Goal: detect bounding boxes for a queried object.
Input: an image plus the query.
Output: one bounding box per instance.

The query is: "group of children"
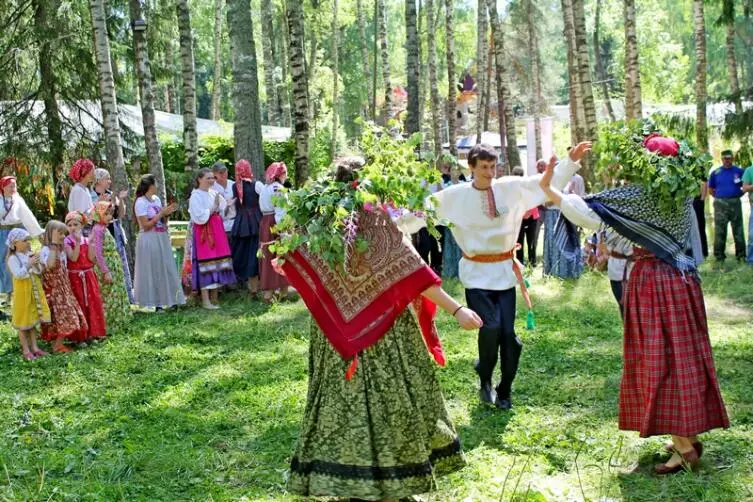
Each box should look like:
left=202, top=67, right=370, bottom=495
left=4, top=157, right=293, bottom=359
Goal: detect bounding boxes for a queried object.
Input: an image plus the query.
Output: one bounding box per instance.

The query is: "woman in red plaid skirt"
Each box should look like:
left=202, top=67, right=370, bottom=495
left=540, top=139, right=729, bottom=475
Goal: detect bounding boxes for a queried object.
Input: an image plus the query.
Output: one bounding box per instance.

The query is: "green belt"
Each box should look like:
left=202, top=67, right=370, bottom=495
left=0, top=224, right=21, bottom=230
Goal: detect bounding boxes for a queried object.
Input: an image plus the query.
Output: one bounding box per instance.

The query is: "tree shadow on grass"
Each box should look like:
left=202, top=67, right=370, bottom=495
left=459, top=403, right=514, bottom=452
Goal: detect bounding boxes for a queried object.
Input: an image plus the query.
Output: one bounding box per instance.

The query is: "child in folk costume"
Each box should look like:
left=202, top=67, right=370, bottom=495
left=404, top=142, right=592, bottom=411
left=230, top=160, right=264, bottom=296
left=7, top=229, right=51, bottom=360
left=91, top=201, right=132, bottom=333
left=90, top=168, right=134, bottom=303
left=0, top=176, right=44, bottom=299
left=40, top=221, right=88, bottom=352
left=67, top=159, right=96, bottom=218
left=280, top=160, right=482, bottom=500
left=188, top=169, right=236, bottom=309
left=259, top=162, right=290, bottom=303
left=65, top=211, right=106, bottom=341
left=133, top=175, right=185, bottom=310
left=544, top=134, right=728, bottom=474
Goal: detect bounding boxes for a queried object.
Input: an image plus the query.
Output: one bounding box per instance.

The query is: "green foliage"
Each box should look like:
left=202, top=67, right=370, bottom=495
left=262, top=138, right=296, bottom=174
left=197, top=136, right=235, bottom=168
left=270, top=124, right=441, bottom=267
left=593, top=119, right=711, bottom=210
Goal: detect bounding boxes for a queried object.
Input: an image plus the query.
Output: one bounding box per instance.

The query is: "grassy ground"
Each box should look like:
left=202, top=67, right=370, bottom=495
left=0, top=260, right=752, bottom=501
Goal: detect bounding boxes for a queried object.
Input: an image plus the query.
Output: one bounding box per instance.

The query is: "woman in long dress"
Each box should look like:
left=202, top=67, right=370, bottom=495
left=281, top=159, right=482, bottom=500
left=259, top=162, right=290, bottom=302
left=0, top=176, right=43, bottom=300
left=90, top=168, right=134, bottom=303
left=67, top=159, right=96, bottom=217
left=230, top=160, right=263, bottom=296
left=542, top=139, right=728, bottom=474
left=133, top=174, right=186, bottom=311
left=543, top=173, right=584, bottom=278
left=188, top=168, right=236, bottom=309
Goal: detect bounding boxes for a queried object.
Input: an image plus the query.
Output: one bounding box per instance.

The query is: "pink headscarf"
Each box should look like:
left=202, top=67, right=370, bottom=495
left=69, top=159, right=95, bottom=182
left=65, top=210, right=87, bottom=226
left=265, top=162, right=288, bottom=184
left=643, top=133, right=680, bottom=157
left=235, top=159, right=253, bottom=205
left=0, top=176, right=16, bottom=190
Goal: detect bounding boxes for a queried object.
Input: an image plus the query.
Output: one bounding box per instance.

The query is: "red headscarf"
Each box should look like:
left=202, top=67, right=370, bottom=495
left=69, top=159, right=95, bottom=182
left=643, top=133, right=680, bottom=157
left=235, top=159, right=253, bottom=205
left=0, top=176, right=16, bottom=190
left=265, top=162, right=288, bottom=184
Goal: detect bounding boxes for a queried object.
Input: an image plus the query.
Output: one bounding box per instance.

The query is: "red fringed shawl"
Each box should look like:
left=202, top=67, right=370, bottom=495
left=280, top=209, right=445, bottom=377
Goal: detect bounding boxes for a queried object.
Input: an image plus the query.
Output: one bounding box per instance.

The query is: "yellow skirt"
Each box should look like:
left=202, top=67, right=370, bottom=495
left=11, top=275, right=51, bottom=331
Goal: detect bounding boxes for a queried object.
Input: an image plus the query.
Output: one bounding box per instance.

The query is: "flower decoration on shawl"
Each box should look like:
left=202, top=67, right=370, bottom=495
left=65, top=210, right=87, bottom=226
left=69, top=159, right=95, bottom=182
left=91, top=201, right=113, bottom=224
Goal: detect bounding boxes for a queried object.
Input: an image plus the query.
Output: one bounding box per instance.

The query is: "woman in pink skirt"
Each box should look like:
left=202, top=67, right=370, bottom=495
left=259, top=162, right=290, bottom=303
left=188, top=168, right=236, bottom=309
left=542, top=139, right=728, bottom=475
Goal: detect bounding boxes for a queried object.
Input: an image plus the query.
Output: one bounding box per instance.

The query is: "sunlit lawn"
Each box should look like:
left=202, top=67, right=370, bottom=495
left=0, top=258, right=752, bottom=501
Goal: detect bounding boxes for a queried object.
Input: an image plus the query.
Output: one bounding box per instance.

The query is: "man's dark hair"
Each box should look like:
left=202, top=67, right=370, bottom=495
left=468, top=143, right=498, bottom=167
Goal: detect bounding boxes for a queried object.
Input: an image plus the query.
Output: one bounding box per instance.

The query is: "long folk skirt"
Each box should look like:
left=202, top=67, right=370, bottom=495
left=543, top=208, right=583, bottom=279
left=289, top=311, right=465, bottom=500
left=191, top=214, right=236, bottom=291
left=259, top=214, right=288, bottom=291
left=134, top=230, right=186, bottom=309
left=619, top=254, right=729, bottom=437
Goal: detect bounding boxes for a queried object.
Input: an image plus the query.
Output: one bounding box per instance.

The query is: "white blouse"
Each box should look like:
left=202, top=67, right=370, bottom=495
left=259, top=182, right=286, bottom=223
left=0, top=194, right=43, bottom=236
left=8, top=252, right=42, bottom=278
left=213, top=180, right=236, bottom=232
left=189, top=188, right=226, bottom=225
left=402, top=157, right=581, bottom=291
left=40, top=245, right=67, bottom=269
left=68, top=183, right=94, bottom=216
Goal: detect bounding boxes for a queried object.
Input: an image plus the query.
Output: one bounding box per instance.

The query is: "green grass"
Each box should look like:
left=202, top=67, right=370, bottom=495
left=1, top=262, right=752, bottom=501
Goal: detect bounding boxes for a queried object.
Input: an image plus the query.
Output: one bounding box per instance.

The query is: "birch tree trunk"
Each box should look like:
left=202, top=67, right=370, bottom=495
left=483, top=38, right=492, bottom=132
left=426, top=0, right=442, bottom=158
left=164, top=42, right=177, bottom=114
left=88, top=0, right=127, bottom=192
left=286, top=0, right=310, bottom=185
left=594, top=0, right=615, bottom=122
left=176, top=0, right=198, bottom=171
left=212, top=0, right=223, bottom=121
left=227, top=0, right=265, bottom=179
left=33, top=0, right=64, bottom=191
left=723, top=0, right=741, bottom=113
left=378, top=0, right=391, bottom=120
left=623, top=0, right=642, bottom=119
left=418, top=0, right=426, bottom=143
left=279, top=5, right=292, bottom=126
left=562, top=0, right=584, bottom=144
left=572, top=0, right=597, bottom=141
left=526, top=0, right=542, bottom=159
left=356, top=0, right=372, bottom=120
left=405, top=0, right=420, bottom=135
left=261, top=0, right=279, bottom=125
left=475, top=0, right=487, bottom=144
left=331, top=0, right=340, bottom=156
left=445, top=0, right=457, bottom=156
left=129, top=0, right=166, bottom=202
left=694, top=0, right=708, bottom=151
left=486, top=0, right=519, bottom=169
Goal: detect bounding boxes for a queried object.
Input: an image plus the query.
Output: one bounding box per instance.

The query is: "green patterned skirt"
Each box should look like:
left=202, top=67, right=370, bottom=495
left=288, top=310, right=465, bottom=500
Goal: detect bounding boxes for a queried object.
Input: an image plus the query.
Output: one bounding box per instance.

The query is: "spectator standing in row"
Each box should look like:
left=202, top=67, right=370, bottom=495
left=708, top=150, right=745, bottom=262
left=741, top=161, right=753, bottom=265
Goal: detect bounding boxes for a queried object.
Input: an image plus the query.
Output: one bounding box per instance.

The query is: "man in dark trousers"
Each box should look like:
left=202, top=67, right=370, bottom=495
left=708, top=150, right=746, bottom=262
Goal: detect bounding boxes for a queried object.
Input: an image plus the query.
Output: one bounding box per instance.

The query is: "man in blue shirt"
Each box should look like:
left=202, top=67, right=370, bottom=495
left=708, top=150, right=746, bottom=262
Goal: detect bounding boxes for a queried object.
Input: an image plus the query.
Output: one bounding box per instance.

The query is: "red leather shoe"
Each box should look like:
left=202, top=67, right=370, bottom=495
left=664, top=441, right=703, bottom=458
left=655, top=448, right=700, bottom=475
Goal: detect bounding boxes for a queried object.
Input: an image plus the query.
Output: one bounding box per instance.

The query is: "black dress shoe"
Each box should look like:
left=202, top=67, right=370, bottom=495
left=495, top=397, right=512, bottom=410
left=480, top=383, right=497, bottom=405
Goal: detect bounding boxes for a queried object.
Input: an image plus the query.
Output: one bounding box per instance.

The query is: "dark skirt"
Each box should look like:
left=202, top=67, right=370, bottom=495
left=259, top=214, right=288, bottom=291
left=231, top=234, right=260, bottom=280
left=619, top=255, right=729, bottom=437
left=288, top=310, right=465, bottom=499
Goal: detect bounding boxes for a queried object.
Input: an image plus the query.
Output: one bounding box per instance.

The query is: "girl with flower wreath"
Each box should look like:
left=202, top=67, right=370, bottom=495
left=65, top=211, right=107, bottom=341
left=7, top=228, right=50, bottom=360
left=277, top=157, right=483, bottom=501
left=543, top=124, right=728, bottom=474
left=91, top=201, right=132, bottom=333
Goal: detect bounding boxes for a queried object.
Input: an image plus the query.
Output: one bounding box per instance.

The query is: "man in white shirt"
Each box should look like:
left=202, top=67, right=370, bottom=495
left=212, top=162, right=236, bottom=242
left=430, top=142, right=591, bottom=410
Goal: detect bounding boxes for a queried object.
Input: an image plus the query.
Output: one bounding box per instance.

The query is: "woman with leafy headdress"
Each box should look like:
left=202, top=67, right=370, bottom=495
left=274, top=154, right=483, bottom=500
left=542, top=122, right=728, bottom=475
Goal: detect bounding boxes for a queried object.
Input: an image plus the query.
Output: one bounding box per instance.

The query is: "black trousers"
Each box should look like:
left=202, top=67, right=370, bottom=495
left=466, top=287, right=522, bottom=400
left=693, top=198, right=708, bottom=258
left=516, top=217, right=538, bottom=266
left=417, top=227, right=443, bottom=275
left=610, top=280, right=624, bottom=320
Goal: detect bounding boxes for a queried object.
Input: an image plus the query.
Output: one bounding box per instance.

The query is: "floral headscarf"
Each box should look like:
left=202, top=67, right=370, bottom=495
left=94, top=168, right=110, bottom=182
left=91, top=201, right=112, bottom=224
left=65, top=210, right=87, bottom=226
left=265, top=162, right=287, bottom=184
left=6, top=228, right=30, bottom=247
left=235, top=159, right=253, bottom=204
left=69, top=159, right=95, bottom=183
left=0, top=176, right=16, bottom=190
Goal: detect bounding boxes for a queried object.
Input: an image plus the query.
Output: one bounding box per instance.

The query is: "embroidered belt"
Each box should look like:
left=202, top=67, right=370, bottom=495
left=70, top=267, right=95, bottom=306
left=141, top=227, right=167, bottom=233
left=262, top=211, right=275, bottom=216
left=463, top=245, right=533, bottom=310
